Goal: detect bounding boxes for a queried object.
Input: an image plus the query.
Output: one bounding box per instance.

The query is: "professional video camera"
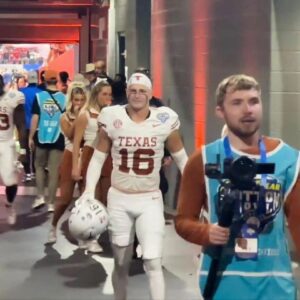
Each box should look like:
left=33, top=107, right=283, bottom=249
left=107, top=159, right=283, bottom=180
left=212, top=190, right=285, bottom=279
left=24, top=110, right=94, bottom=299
left=203, top=155, right=276, bottom=300
left=205, top=155, right=275, bottom=190
left=205, top=154, right=276, bottom=229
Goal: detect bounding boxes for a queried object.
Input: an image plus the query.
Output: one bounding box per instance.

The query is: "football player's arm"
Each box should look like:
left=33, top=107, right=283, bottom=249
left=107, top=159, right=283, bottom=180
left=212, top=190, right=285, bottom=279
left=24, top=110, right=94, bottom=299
left=175, top=150, right=230, bottom=246
left=72, top=112, right=88, bottom=181
left=84, top=127, right=112, bottom=195
left=13, top=104, right=27, bottom=154
left=284, top=175, right=300, bottom=259
left=165, top=129, right=188, bottom=174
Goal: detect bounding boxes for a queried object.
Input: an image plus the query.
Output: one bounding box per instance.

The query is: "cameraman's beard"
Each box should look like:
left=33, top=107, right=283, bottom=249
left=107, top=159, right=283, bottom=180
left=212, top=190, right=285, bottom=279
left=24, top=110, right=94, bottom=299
left=227, top=123, right=260, bottom=139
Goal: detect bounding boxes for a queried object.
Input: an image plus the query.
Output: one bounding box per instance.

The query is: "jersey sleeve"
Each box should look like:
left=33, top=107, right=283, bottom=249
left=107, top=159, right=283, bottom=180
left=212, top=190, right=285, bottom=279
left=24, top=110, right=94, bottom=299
left=97, top=106, right=111, bottom=135
left=17, top=91, right=25, bottom=105
left=164, top=107, right=180, bottom=132
left=8, top=91, right=25, bottom=108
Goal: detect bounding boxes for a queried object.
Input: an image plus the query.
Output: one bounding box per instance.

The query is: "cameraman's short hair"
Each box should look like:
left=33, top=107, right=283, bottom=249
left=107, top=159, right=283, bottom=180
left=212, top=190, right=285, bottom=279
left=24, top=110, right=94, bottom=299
left=216, top=74, right=261, bottom=107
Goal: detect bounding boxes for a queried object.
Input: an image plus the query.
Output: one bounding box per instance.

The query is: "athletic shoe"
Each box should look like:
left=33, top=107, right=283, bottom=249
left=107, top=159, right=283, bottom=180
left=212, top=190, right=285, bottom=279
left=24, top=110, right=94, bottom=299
left=6, top=205, right=16, bottom=225
left=32, top=196, right=45, bottom=210
left=22, top=174, right=32, bottom=183
left=78, top=240, right=89, bottom=249
left=47, top=204, right=54, bottom=213
left=88, top=240, right=103, bottom=253
left=47, top=227, right=57, bottom=244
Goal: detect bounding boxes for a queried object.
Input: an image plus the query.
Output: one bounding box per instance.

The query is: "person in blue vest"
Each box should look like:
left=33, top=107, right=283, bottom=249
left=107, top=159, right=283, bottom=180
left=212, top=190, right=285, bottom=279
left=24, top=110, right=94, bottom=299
left=19, top=71, right=42, bottom=183
left=28, top=70, right=66, bottom=212
left=175, top=74, right=300, bottom=300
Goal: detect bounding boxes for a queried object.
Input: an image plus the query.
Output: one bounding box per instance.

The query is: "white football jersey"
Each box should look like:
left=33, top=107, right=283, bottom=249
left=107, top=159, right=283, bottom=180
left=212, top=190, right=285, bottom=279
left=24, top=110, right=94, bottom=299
left=0, top=90, right=24, bottom=142
left=98, top=105, right=180, bottom=193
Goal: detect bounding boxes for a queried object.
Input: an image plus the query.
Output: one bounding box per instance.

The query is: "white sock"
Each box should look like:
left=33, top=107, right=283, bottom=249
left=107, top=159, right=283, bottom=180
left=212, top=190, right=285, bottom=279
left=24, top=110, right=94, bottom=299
left=144, top=258, right=165, bottom=300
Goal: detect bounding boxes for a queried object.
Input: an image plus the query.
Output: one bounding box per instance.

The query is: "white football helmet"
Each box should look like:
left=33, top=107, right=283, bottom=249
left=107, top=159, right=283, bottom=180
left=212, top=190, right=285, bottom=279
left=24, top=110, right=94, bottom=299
left=68, top=196, right=108, bottom=241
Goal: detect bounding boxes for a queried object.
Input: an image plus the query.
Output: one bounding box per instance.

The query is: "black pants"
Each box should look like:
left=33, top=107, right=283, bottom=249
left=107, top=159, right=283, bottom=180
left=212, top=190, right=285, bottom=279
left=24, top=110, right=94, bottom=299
left=22, top=129, right=35, bottom=175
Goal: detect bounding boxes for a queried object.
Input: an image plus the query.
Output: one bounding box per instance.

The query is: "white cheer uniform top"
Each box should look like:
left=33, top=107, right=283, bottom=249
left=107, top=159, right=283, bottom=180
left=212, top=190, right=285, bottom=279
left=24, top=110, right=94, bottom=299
left=63, top=112, right=75, bottom=152
left=83, top=108, right=99, bottom=147
left=65, top=135, right=73, bottom=151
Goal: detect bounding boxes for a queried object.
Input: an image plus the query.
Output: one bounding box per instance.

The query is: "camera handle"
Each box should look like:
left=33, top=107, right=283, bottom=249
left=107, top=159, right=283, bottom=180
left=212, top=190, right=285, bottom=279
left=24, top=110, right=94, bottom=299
left=203, top=193, right=235, bottom=300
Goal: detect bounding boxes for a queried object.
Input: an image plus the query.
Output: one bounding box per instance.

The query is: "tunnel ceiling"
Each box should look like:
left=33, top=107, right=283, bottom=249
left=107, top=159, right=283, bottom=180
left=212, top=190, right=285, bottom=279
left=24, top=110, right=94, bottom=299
left=0, top=0, right=97, bottom=43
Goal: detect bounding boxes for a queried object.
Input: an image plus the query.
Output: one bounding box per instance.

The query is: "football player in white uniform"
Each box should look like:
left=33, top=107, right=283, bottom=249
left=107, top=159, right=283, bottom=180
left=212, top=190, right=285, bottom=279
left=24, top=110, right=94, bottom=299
left=0, top=74, right=27, bottom=225
left=80, top=72, right=188, bottom=300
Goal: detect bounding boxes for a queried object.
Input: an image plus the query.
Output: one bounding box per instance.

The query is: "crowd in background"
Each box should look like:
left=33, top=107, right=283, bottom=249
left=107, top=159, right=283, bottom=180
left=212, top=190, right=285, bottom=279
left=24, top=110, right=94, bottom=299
left=2, top=60, right=169, bottom=254
left=9, top=60, right=127, bottom=183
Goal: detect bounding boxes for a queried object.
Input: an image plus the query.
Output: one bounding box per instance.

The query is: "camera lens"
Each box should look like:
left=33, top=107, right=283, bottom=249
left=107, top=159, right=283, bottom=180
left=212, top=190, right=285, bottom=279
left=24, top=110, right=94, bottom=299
left=230, top=156, right=257, bottom=188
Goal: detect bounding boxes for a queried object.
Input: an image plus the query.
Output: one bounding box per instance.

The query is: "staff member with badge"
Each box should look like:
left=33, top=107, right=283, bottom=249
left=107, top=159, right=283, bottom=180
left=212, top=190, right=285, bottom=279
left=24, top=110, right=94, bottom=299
left=29, top=70, right=66, bottom=212
left=175, top=74, right=300, bottom=300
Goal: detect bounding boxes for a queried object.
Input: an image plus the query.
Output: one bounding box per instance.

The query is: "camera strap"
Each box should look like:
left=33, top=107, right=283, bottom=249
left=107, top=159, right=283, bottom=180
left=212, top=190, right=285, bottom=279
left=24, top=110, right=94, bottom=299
left=223, top=136, right=267, bottom=186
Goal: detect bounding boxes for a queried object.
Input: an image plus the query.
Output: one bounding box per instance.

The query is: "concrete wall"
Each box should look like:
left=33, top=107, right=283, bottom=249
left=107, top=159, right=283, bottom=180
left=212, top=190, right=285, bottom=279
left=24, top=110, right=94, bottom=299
left=270, top=0, right=300, bottom=148
left=151, top=0, right=271, bottom=208
left=107, top=0, right=151, bottom=77
left=151, top=0, right=194, bottom=209
left=108, top=0, right=300, bottom=209
left=205, top=1, right=271, bottom=143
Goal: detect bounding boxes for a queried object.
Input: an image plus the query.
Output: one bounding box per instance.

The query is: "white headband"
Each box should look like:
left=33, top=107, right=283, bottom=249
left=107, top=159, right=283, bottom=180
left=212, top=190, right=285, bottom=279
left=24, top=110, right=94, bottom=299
left=127, top=73, right=152, bottom=90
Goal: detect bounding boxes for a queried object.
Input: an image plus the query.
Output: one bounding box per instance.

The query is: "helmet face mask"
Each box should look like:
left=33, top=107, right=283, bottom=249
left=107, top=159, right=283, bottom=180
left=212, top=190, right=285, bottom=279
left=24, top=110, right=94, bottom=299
left=68, top=197, right=108, bottom=241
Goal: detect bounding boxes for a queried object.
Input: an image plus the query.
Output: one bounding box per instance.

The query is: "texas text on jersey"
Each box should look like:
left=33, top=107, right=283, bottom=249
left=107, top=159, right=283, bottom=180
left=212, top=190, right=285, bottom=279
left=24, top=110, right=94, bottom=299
left=98, top=105, right=180, bottom=193
left=0, top=90, right=25, bottom=142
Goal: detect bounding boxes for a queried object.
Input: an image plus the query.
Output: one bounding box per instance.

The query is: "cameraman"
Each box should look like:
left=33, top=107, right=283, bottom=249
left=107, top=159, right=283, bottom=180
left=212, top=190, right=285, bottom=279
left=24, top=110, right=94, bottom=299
left=175, top=74, right=300, bottom=300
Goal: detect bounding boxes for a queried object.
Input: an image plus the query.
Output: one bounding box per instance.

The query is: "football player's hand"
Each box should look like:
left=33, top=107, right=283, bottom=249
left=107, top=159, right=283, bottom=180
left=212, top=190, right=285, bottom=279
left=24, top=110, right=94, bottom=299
left=72, top=166, right=82, bottom=181
left=208, top=224, right=230, bottom=245
left=73, top=105, right=81, bottom=116
left=74, top=191, right=93, bottom=207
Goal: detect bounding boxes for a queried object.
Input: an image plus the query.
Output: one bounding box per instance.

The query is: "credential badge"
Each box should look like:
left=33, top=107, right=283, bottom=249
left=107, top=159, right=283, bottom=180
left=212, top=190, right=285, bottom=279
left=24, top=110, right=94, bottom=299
left=43, top=100, right=59, bottom=118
